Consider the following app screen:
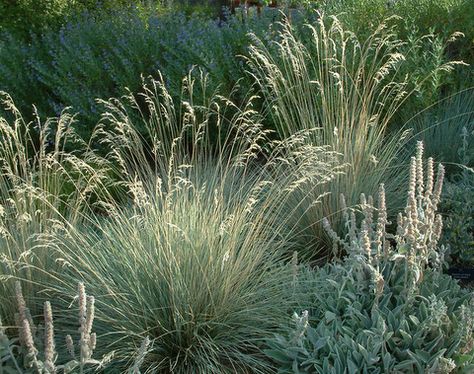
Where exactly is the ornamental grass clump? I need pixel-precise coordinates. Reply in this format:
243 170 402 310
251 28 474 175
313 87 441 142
266 142 474 373
246 14 465 260
0 92 113 324
46 74 342 373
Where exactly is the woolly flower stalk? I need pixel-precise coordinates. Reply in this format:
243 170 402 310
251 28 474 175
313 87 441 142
78 282 87 333
375 184 387 260
425 157 434 199
15 281 36 346
361 226 372 264
89 332 97 351
62 282 99 371
79 294 96 363
21 318 35 352
407 157 418 224
340 194 349 224
15 281 27 326
396 212 404 240
22 318 39 369
131 336 151 374
85 296 95 338
322 217 342 255
66 334 75 359
405 215 416 251
415 141 424 199
361 193 374 238
44 301 56 373
432 215 443 245
348 211 357 246
291 251 299 285
432 163 445 207
459 301 474 354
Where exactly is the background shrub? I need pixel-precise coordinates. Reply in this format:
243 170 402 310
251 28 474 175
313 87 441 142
0 0 185 36
0 8 281 141
321 0 474 66
0 0 73 35
442 172 474 267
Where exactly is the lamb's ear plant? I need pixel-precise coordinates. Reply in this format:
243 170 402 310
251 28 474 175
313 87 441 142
265 142 474 373
245 15 465 260
0 281 109 374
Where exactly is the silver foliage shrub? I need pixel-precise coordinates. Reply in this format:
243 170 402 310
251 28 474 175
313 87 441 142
265 142 474 373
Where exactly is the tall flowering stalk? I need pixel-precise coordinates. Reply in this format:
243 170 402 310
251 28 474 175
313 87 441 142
1 282 106 373
323 141 446 300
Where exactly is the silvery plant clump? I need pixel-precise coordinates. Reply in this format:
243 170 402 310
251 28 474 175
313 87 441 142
0 282 115 374
266 142 474 373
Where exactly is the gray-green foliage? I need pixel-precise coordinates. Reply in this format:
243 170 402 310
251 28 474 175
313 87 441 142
404 88 474 169
40 74 342 373
267 271 473 373
265 142 474 373
441 127 474 266
0 91 113 325
0 282 107 374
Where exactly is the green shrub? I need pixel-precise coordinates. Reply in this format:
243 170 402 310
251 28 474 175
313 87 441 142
0 9 279 141
265 142 474 373
321 0 474 66
268 271 473 373
0 0 162 36
0 0 72 35
393 28 469 121
442 174 474 267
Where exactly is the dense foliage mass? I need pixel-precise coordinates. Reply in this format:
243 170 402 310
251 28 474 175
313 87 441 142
440 128 474 267
266 144 474 373
0 0 473 372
